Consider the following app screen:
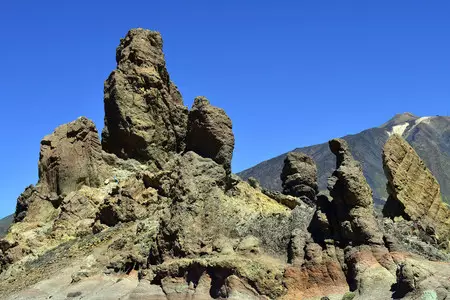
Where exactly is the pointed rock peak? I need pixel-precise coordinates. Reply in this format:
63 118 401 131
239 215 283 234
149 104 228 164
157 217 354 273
381 112 419 129
102 28 188 163
192 96 210 108
328 138 353 167
116 28 165 70
327 138 384 245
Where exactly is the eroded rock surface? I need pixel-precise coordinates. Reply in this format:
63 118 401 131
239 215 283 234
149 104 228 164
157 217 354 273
383 134 450 247
327 138 384 246
2 28 450 300
186 96 235 174
39 117 106 196
102 28 188 165
281 152 318 204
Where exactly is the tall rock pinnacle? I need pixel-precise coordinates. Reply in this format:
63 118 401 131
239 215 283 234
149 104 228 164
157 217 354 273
383 134 450 246
102 28 188 164
328 138 383 245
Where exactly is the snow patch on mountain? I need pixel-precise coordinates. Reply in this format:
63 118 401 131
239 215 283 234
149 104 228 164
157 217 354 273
388 123 410 136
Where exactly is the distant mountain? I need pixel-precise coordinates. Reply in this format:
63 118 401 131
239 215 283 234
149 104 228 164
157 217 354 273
0 214 13 238
238 113 450 205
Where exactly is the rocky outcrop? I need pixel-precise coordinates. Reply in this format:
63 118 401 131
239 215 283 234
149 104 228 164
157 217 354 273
186 96 235 174
38 117 106 196
102 28 188 165
305 139 397 299
327 138 384 245
3 28 450 300
280 152 318 204
383 134 450 247
239 114 450 207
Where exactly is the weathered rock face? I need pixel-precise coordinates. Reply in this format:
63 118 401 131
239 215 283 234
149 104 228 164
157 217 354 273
186 96 235 174
38 117 106 196
383 134 450 246
327 138 384 246
102 28 188 164
3 28 450 300
280 152 318 203
296 139 397 299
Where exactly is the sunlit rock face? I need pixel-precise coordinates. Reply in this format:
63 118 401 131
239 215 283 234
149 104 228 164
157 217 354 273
383 134 450 247
101 28 188 165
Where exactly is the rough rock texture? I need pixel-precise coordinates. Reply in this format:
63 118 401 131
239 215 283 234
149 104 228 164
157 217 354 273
186 96 235 174
102 28 188 165
239 114 450 206
280 152 318 203
2 28 450 300
383 134 450 247
327 138 384 245
301 139 397 299
39 117 107 196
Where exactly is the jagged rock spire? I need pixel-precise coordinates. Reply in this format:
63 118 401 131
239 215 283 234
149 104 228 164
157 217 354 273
101 28 188 165
328 138 383 245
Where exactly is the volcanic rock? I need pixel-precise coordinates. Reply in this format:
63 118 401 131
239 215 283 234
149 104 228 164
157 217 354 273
186 96 235 174
327 138 384 245
102 28 188 165
382 134 450 247
323 139 396 298
38 117 106 196
3 28 450 300
281 152 318 203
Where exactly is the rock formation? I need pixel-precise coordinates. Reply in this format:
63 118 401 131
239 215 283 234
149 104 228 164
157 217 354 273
304 139 396 299
38 117 107 196
239 113 450 207
186 96 235 174
280 152 318 203
102 28 188 165
383 134 450 247
327 138 384 245
1 28 450 300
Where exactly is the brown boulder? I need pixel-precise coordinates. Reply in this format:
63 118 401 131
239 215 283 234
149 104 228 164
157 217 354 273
186 96 235 174
38 117 106 196
102 28 188 164
382 134 450 246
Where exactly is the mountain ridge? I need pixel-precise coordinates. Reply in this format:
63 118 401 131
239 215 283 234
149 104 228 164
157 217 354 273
239 113 450 205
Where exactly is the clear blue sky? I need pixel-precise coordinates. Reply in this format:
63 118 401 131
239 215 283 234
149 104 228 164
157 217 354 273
1 1 450 218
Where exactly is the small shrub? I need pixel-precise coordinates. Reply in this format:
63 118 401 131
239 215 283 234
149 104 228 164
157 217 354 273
342 291 356 300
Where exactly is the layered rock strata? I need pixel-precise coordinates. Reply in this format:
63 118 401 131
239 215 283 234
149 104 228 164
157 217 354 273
383 134 450 247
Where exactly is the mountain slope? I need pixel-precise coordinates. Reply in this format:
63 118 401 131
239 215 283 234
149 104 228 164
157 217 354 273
0 214 13 238
239 113 450 205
